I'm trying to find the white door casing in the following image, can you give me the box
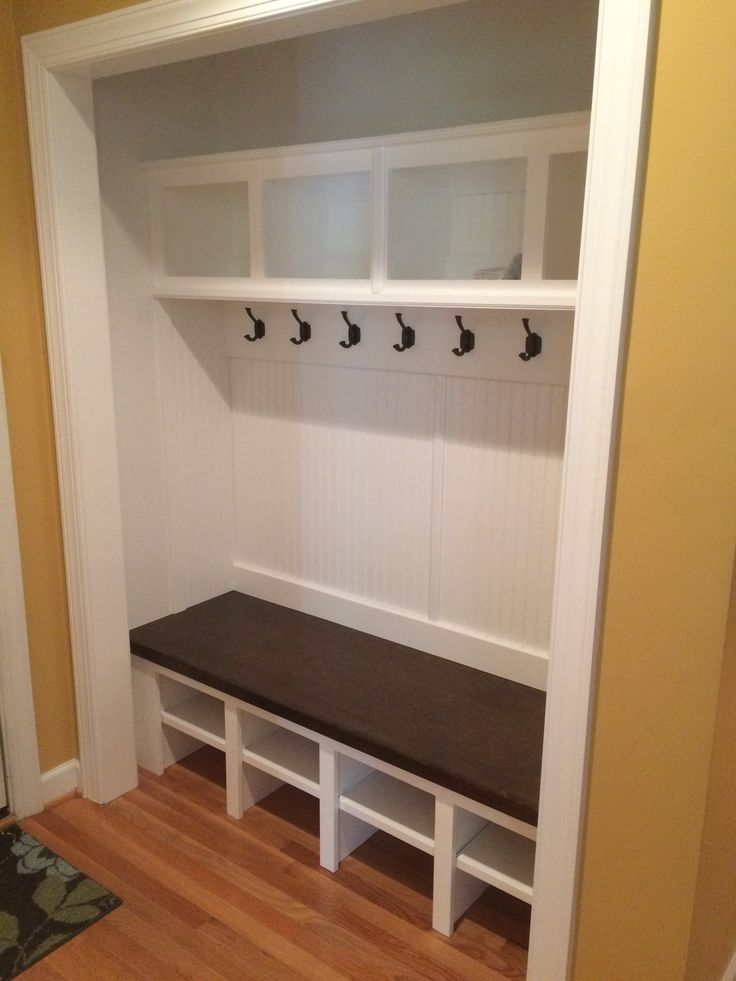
[0,359,43,819]
[21,1,656,976]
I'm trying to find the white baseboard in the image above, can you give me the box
[232,563,548,690]
[723,950,736,981]
[41,759,80,805]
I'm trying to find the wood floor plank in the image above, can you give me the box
[24,811,319,981]
[20,748,528,980]
[123,782,508,981]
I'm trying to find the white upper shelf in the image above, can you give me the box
[145,112,589,310]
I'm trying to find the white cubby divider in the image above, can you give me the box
[132,654,537,934]
[145,112,589,311]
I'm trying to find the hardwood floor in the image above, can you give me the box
[21,747,529,980]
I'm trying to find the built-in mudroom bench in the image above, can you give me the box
[130,590,543,935]
[87,4,602,955]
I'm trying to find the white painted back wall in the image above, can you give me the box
[93,0,596,678]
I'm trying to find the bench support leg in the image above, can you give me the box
[131,658,165,775]
[225,701,245,818]
[319,747,375,872]
[433,800,487,936]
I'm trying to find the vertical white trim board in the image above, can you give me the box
[0,359,43,819]
[527,2,657,978]
[20,2,657,979]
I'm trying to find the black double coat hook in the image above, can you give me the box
[290,309,312,345]
[519,318,542,360]
[244,307,265,342]
[393,313,415,352]
[339,311,361,349]
[452,315,475,357]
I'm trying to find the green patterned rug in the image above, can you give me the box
[0,824,121,979]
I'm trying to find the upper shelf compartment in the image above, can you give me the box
[145,113,589,310]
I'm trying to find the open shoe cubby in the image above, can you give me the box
[133,654,536,936]
[145,112,589,310]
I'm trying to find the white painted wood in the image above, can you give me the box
[148,658,538,837]
[0,361,43,818]
[143,114,588,173]
[231,358,434,617]
[228,327,569,685]
[234,564,548,688]
[428,375,447,622]
[156,279,578,310]
[371,147,387,293]
[340,770,435,855]
[318,746,340,871]
[161,691,226,749]
[135,658,536,920]
[439,378,568,652]
[247,180,265,280]
[27,0,465,78]
[335,756,376,862]
[722,949,736,981]
[319,748,375,870]
[239,712,284,809]
[224,701,245,818]
[432,800,487,935]
[21,60,137,804]
[22,0,656,971]
[130,659,165,774]
[224,303,574,384]
[153,300,234,617]
[40,760,81,805]
[148,659,228,705]
[243,728,320,796]
[147,114,588,305]
[520,152,551,282]
[527,2,657,978]
[457,822,535,903]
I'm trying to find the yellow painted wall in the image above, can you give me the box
[573,2,736,979]
[0,1,78,772]
[0,0,143,771]
[4,0,736,976]
[686,561,736,981]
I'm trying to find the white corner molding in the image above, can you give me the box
[20,0,657,975]
[41,759,81,806]
[527,2,657,978]
[0,360,44,820]
[24,0,466,78]
[21,56,139,806]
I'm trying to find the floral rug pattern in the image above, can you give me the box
[0,824,120,979]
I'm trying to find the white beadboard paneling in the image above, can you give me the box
[228,305,570,664]
[439,378,567,651]
[155,300,234,616]
[227,302,571,662]
[232,360,435,615]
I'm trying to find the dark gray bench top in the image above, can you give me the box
[130,591,545,825]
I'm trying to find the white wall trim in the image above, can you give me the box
[233,563,549,689]
[20,0,657,977]
[528,2,657,977]
[722,950,736,981]
[20,59,139,805]
[41,759,80,806]
[0,360,44,820]
[25,0,466,77]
